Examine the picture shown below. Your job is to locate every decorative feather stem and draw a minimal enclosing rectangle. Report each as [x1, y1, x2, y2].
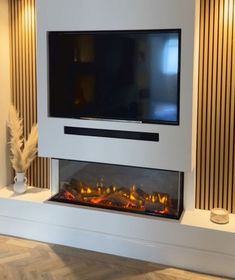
[22, 124, 38, 171]
[7, 105, 38, 173]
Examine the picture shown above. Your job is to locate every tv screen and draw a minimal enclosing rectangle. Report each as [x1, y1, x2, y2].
[48, 30, 181, 124]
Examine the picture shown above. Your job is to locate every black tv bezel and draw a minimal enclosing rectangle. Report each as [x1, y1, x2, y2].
[47, 29, 181, 126]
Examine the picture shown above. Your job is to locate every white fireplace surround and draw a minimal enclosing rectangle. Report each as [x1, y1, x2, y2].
[36, 0, 200, 211]
[37, 0, 198, 172]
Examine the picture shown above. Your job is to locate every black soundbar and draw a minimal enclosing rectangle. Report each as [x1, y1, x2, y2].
[64, 126, 159, 142]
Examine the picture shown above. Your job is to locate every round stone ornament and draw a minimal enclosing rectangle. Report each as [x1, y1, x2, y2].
[210, 208, 229, 224]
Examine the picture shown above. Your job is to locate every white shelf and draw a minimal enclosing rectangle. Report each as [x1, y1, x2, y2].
[181, 209, 235, 233]
[0, 186, 51, 202]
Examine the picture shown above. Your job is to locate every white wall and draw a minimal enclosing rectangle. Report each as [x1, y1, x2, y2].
[37, 0, 198, 172]
[0, 0, 11, 186]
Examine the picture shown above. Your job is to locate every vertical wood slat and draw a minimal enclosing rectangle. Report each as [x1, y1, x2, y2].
[196, 0, 205, 209]
[196, 0, 235, 213]
[210, 0, 219, 209]
[230, 1, 235, 213]
[9, 0, 50, 188]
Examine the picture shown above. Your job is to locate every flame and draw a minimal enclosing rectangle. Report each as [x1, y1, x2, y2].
[158, 194, 168, 204]
[130, 193, 136, 201]
[91, 195, 108, 204]
[56, 181, 173, 217]
[125, 202, 136, 208]
[87, 188, 92, 194]
[158, 207, 170, 215]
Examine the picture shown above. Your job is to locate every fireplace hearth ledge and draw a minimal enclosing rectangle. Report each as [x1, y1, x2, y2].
[0, 186, 234, 278]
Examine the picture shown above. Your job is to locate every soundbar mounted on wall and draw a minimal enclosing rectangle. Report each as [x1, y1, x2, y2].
[64, 127, 159, 142]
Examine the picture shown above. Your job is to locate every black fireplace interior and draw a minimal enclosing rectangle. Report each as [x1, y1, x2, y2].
[49, 160, 184, 219]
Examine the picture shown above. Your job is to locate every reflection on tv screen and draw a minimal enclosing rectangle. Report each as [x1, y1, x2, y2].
[48, 30, 181, 124]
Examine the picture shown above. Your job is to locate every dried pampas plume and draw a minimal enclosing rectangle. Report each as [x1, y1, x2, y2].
[7, 105, 38, 173]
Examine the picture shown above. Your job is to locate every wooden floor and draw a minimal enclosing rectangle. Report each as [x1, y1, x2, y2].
[0, 235, 228, 280]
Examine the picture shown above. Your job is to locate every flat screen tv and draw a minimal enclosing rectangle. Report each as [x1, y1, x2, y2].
[48, 29, 181, 124]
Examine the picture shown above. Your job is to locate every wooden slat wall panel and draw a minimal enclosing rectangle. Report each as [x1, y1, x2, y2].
[8, 0, 235, 204]
[196, 0, 235, 213]
[9, 0, 50, 188]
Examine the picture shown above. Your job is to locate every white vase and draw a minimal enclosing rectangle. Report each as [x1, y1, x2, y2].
[14, 172, 27, 194]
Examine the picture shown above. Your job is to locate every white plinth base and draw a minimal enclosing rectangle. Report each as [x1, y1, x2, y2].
[0, 186, 234, 278]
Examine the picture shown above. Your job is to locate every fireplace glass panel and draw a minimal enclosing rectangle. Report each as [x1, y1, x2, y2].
[50, 160, 184, 219]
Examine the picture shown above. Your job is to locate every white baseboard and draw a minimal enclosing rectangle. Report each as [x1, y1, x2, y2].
[0, 193, 234, 278]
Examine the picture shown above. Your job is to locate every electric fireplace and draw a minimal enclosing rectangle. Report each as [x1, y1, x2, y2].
[50, 160, 184, 219]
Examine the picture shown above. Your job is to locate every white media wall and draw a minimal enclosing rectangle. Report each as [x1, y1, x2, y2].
[37, 0, 198, 172]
